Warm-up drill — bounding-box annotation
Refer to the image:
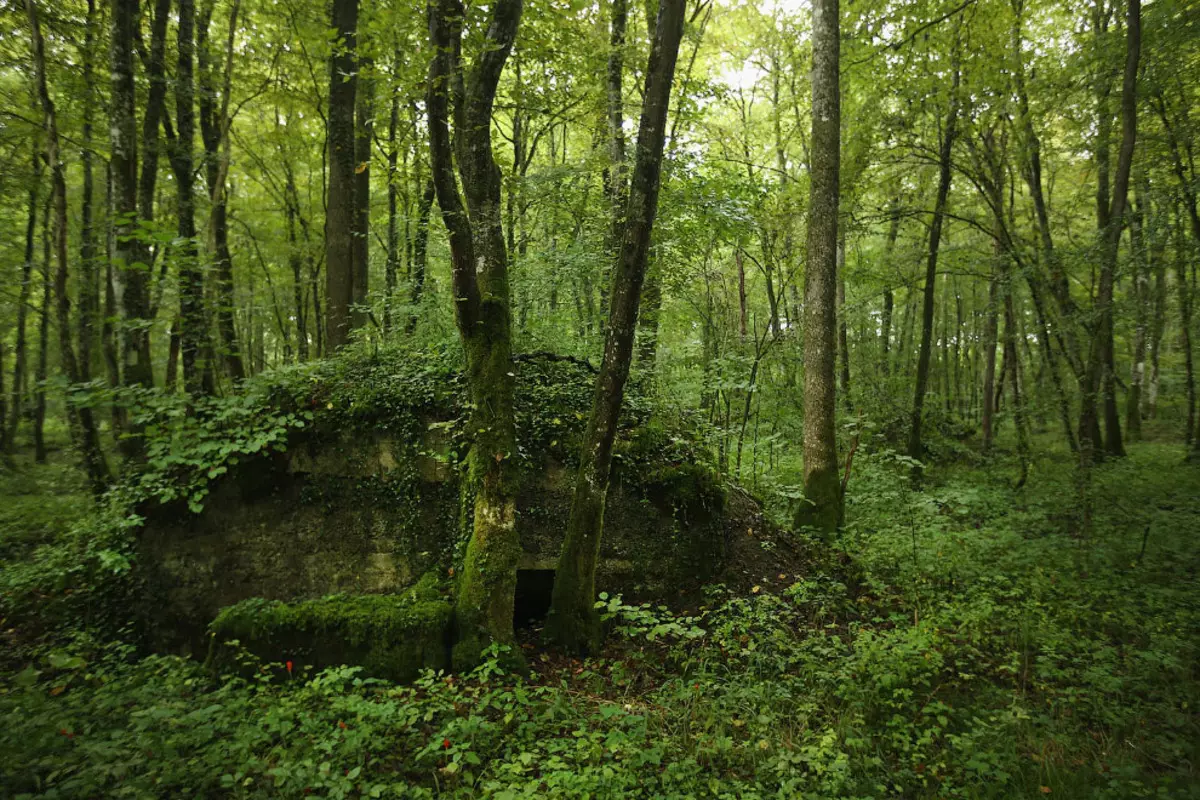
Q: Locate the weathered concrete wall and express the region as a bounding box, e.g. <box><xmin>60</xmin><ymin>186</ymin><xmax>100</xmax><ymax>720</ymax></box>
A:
<box><xmin>139</xmin><ymin>424</ymin><xmax>732</xmax><ymax>653</ymax></box>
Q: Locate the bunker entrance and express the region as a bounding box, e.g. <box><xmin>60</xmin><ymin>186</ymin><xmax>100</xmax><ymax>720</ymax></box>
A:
<box><xmin>514</xmin><ymin>569</ymin><xmax>555</xmax><ymax>629</ymax></box>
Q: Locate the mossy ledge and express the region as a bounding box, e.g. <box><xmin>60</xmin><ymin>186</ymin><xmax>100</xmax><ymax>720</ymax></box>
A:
<box><xmin>206</xmin><ymin>573</ymin><xmax>452</xmax><ymax>682</ymax></box>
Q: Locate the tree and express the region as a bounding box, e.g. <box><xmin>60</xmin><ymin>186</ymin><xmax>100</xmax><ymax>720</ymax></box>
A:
<box><xmin>796</xmin><ymin>0</ymin><xmax>843</xmax><ymax>530</ymax></box>
<box><xmin>907</xmin><ymin>51</ymin><xmax>960</xmax><ymax>478</ymax></box>
<box><xmin>111</xmin><ymin>0</ymin><xmax>156</xmax><ymax>396</ymax></box>
<box><xmin>547</xmin><ymin>0</ymin><xmax>687</xmax><ymax>653</ymax></box>
<box><xmin>27</xmin><ymin>0</ymin><xmax>109</xmax><ymax>494</ymax></box>
<box><xmin>427</xmin><ymin>0</ymin><xmax>524</xmax><ymax>667</ymax></box>
<box><xmin>1079</xmin><ymin>0</ymin><xmax>1139</xmax><ymax>527</ymax></box>
<box><xmin>173</xmin><ymin>0</ymin><xmax>214</xmax><ymax>395</ymax></box>
<box><xmin>326</xmin><ymin>0</ymin><xmax>359</xmax><ymax>350</ymax></box>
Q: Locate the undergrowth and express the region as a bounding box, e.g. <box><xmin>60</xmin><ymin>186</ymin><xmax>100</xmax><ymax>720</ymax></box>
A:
<box><xmin>1</xmin><ymin>428</ymin><xmax>1197</xmax><ymax>798</ymax></box>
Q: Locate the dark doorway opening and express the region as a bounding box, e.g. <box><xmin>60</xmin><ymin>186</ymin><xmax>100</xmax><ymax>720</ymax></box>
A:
<box><xmin>514</xmin><ymin>569</ymin><xmax>555</xmax><ymax>629</ymax></box>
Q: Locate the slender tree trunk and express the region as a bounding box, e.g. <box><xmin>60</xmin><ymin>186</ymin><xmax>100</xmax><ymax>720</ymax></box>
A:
<box><xmin>407</xmin><ymin>179</ymin><xmax>435</xmax><ymax>334</ymax></box>
<box><xmin>1175</xmin><ymin>202</ymin><xmax>1197</xmax><ymax>447</ymax></box>
<box><xmin>636</xmin><ymin>250</ymin><xmax>663</xmax><ymax>366</ymax></box>
<box><xmin>352</xmin><ymin>59</ymin><xmax>374</xmax><ymax>333</ymax></box>
<box><xmin>548</xmin><ymin>0</ymin><xmax>685</xmax><ymax>653</ymax></box>
<box><xmin>1080</xmin><ymin>0</ymin><xmax>1138</xmax><ymax>528</ymax></box>
<box><xmin>1003</xmin><ymin>281</ymin><xmax>1031</xmax><ymax>486</ymax></box>
<box><xmin>326</xmin><ymin>0</ymin><xmax>359</xmax><ymax>350</ymax></box>
<box><xmin>6</xmin><ymin>148</ymin><xmax>41</xmax><ymax>452</ymax></box>
<box><xmin>837</xmin><ymin>236</ymin><xmax>852</xmax><ymax>410</ymax></box>
<box><xmin>285</xmin><ymin>169</ymin><xmax>309</xmax><ymax>361</ymax></box>
<box><xmin>737</xmin><ymin>247</ymin><xmax>748</xmax><ymax>339</ymax></box>
<box><xmin>1126</xmin><ymin>181</ymin><xmax>1149</xmax><ymax>439</ymax></box>
<box><xmin>908</xmin><ymin>60</ymin><xmax>960</xmax><ymax>473</ymax></box>
<box><xmin>384</xmin><ymin>71</ymin><xmax>401</xmax><ymax>337</ymax></box>
<box><xmin>199</xmin><ymin>0</ymin><xmax>244</xmax><ymax>380</ymax></box>
<box><xmin>112</xmin><ymin>0</ymin><xmax>156</xmax><ymax>400</ymax></box>
<box><xmin>34</xmin><ymin>211</ymin><xmax>50</xmax><ymax>464</ymax></box>
<box><xmin>428</xmin><ymin>0</ymin><xmax>524</xmax><ymax>667</ymax></box>
<box><xmin>880</xmin><ymin>197</ymin><xmax>900</xmax><ymax>376</ymax></box>
<box><xmin>78</xmin><ymin>0</ymin><xmax>99</xmax><ymax>412</ymax></box>
<box><xmin>28</xmin><ymin>0</ymin><xmax>109</xmax><ymax>492</ymax></box>
<box><xmin>102</xmin><ymin>168</ymin><xmax>124</xmax><ymax>440</ymax></box>
<box><xmin>173</xmin><ymin>0</ymin><xmax>213</xmax><ymax>395</ymax></box>
<box><xmin>795</xmin><ymin>0</ymin><xmax>843</xmax><ymax>529</ymax></box>
<box><xmin>981</xmin><ymin>273</ymin><xmax>999</xmax><ymax>453</ymax></box>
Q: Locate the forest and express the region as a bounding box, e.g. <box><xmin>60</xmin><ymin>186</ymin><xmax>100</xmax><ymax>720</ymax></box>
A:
<box><xmin>0</xmin><ymin>0</ymin><xmax>1198</xmax><ymax>794</ymax></box>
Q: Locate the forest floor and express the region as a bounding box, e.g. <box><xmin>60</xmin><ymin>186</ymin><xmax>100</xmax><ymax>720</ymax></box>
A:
<box><xmin>0</xmin><ymin>430</ymin><xmax>1198</xmax><ymax>798</ymax></box>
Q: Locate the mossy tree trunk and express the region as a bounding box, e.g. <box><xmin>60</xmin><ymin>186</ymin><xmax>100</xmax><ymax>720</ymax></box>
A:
<box><xmin>427</xmin><ymin>0</ymin><xmax>524</xmax><ymax>668</ymax></box>
<box><xmin>796</xmin><ymin>0</ymin><xmax>844</xmax><ymax>531</ymax></box>
<box><xmin>547</xmin><ymin>0</ymin><xmax>685</xmax><ymax>654</ymax></box>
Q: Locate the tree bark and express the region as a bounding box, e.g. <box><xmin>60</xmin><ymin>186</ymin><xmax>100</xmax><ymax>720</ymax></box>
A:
<box><xmin>199</xmin><ymin>0</ymin><xmax>245</xmax><ymax>381</ymax></box>
<box><xmin>880</xmin><ymin>196</ymin><xmax>900</xmax><ymax>376</ymax></box>
<box><xmin>325</xmin><ymin>0</ymin><xmax>359</xmax><ymax>350</ymax></box>
<box><xmin>547</xmin><ymin>0</ymin><xmax>685</xmax><ymax>653</ymax></box>
<box><xmin>112</xmin><ymin>0</ymin><xmax>156</xmax><ymax>399</ymax></box>
<box><xmin>1079</xmin><ymin>0</ymin><xmax>1138</xmax><ymax>528</ymax></box>
<box><xmin>908</xmin><ymin>60</ymin><xmax>960</xmax><ymax>475</ymax></box>
<box><xmin>352</xmin><ymin>59</ymin><xmax>374</xmax><ymax>332</ymax></box>
<box><xmin>173</xmin><ymin>0</ymin><xmax>213</xmax><ymax>395</ymax></box>
<box><xmin>384</xmin><ymin>70</ymin><xmax>401</xmax><ymax>337</ymax></box>
<box><xmin>837</xmin><ymin>236</ymin><xmax>852</xmax><ymax>410</ymax></box>
<box><xmin>1176</xmin><ymin>202</ymin><xmax>1196</xmax><ymax>446</ymax></box>
<box><xmin>795</xmin><ymin>0</ymin><xmax>844</xmax><ymax>529</ymax></box>
<box><xmin>407</xmin><ymin>179</ymin><xmax>435</xmax><ymax>335</ymax></box>
<box><xmin>78</xmin><ymin>0</ymin><xmax>100</xmax><ymax>410</ymax></box>
<box><xmin>428</xmin><ymin>0</ymin><xmax>524</xmax><ymax>667</ymax></box>
<box><xmin>6</xmin><ymin>147</ymin><xmax>41</xmax><ymax>453</ymax></box>
<box><xmin>28</xmin><ymin>0</ymin><xmax>109</xmax><ymax>493</ymax></box>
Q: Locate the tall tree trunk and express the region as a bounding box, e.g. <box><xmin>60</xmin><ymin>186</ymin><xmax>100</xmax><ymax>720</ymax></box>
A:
<box><xmin>384</xmin><ymin>69</ymin><xmax>401</xmax><ymax>337</ymax></box>
<box><xmin>78</xmin><ymin>0</ymin><xmax>99</xmax><ymax>412</ymax></box>
<box><xmin>285</xmin><ymin>166</ymin><xmax>309</xmax><ymax>361</ymax></box>
<box><xmin>879</xmin><ymin>197</ymin><xmax>900</xmax><ymax>376</ymax></box>
<box><xmin>326</xmin><ymin>0</ymin><xmax>359</xmax><ymax>350</ymax></box>
<box><xmin>352</xmin><ymin>59</ymin><xmax>374</xmax><ymax>333</ymax></box>
<box><xmin>636</xmin><ymin>249</ymin><xmax>662</xmax><ymax>366</ymax></box>
<box><xmin>1126</xmin><ymin>180</ymin><xmax>1149</xmax><ymax>439</ymax></box>
<box><xmin>837</xmin><ymin>235</ymin><xmax>852</xmax><ymax>410</ymax></box>
<box><xmin>605</xmin><ymin>0</ymin><xmax>627</xmax><ymax>223</ymax></box>
<box><xmin>1079</xmin><ymin>0</ymin><xmax>1138</xmax><ymax>528</ymax></box>
<box><xmin>6</xmin><ymin>147</ymin><xmax>41</xmax><ymax>452</ymax></box>
<box><xmin>795</xmin><ymin>0</ymin><xmax>843</xmax><ymax>529</ymax></box>
<box><xmin>199</xmin><ymin>0</ymin><xmax>245</xmax><ymax>380</ymax></box>
<box><xmin>908</xmin><ymin>60</ymin><xmax>960</xmax><ymax>474</ymax></box>
<box><xmin>428</xmin><ymin>0</ymin><xmax>524</xmax><ymax>667</ymax></box>
<box><xmin>28</xmin><ymin>0</ymin><xmax>109</xmax><ymax>494</ymax></box>
<box><xmin>547</xmin><ymin>0</ymin><xmax>684</xmax><ymax>653</ymax></box>
<box><xmin>173</xmin><ymin>0</ymin><xmax>213</xmax><ymax>395</ymax></box>
<box><xmin>34</xmin><ymin>208</ymin><xmax>50</xmax><ymax>464</ymax></box>
<box><xmin>1003</xmin><ymin>281</ymin><xmax>1031</xmax><ymax>486</ymax></box>
<box><xmin>112</xmin><ymin>0</ymin><xmax>157</xmax><ymax>401</ymax></box>
<box><xmin>407</xmin><ymin>179</ymin><xmax>435</xmax><ymax>335</ymax></box>
<box><xmin>1176</xmin><ymin>202</ymin><xmax>1196</xmax><ymax>447</ymax></box>
<box><xmin>102</xmin><ymin>168</ymin><xmax>124</xmax><ymax>441</ymax></box>
<box><xmin>981</xmin><ymin>272</ymin><xmax>1000</xmax><ymax>452</ymax></box>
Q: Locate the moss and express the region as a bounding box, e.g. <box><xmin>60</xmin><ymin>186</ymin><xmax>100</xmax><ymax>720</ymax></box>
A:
<box><xmin>207</xmin><ymin>572</ymin><xmax>452</xmax><ymax>682</ymax></box>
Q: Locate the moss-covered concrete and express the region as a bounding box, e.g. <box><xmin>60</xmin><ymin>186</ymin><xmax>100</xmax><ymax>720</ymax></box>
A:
<box><xmin>207</xmin><ymin>573</ymin><xmax>451</xmax><ymax>682</ymax></box>
<box><xmin>136</xmin><ymin>350</ymin><xmax>776</xmax><ymax>672</ymax></box>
